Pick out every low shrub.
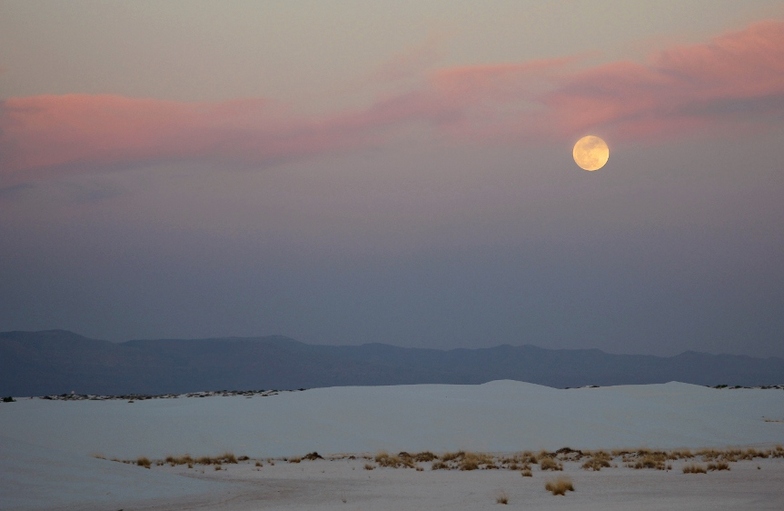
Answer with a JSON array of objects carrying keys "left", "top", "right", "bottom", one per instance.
[
  {"left": 545, "top": 477, "right": 574, "bottom": 495},
  {"left": 582, "top": 456, "right": 611, "bottom": 472},
  {"left": 375, "top": 451, "right": 415, "bottom": 469},
  {"left": 414, "top": 451, "right": 437, "bottom": 462},
  {"left": 707, "top": 461, "right": 730, "bottom": 471},
  {"left": 539, "top": 457, "right": 563, "bottom": 471},
  {"left": 683, "top": 463, "right": 707, "bottom": 474}
]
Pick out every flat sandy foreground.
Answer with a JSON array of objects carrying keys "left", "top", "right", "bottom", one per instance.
[
  {"left": 2, "top": 380, "right": 784, "bottom": 510},
  {"left": 122, "top": 451, "right": 784, "bottom": 511}
]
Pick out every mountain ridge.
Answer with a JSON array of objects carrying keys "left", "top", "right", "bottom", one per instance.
[{"left": 2, "top": 329, "right": 783, "bottom": 396}]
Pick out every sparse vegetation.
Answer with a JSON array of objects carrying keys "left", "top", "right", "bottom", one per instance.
[
  {"left": 113, "top": 444, "right": 779, "bottom": 479},
  {"left": 545, "top": 477, "right": 574, "bottom": 495},
  {"left": 707, "top": 461, "right": 730, "bottom": 471},
  {"left": 625, "top": 450, "right": 667, "bottom": 470},
  {"left": 414, "top": 451, "right": 437, "bottom": 462},
  {"left": 539, "top": 457, "right": 563, "bottom": 471},
  {"left": 496, "top": 490, "right": 509, "bottom": 504},
  {"left": 374, "top": 451, "right": 416, "bottom": 469},
  {"left": 683, "top": 463, "right": 707, "bottom": 474},
  {"left": 581, "top": 451, "right": 612, "bottom": 471}
]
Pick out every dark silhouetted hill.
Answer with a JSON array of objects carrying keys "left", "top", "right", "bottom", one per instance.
[{"left": 2, "top": 330, "right": 783, "bottom": 396}]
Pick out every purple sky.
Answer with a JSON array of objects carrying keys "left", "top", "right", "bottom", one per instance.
[{"left": 1, "top": 1, "right": 783, "bottom": 357}]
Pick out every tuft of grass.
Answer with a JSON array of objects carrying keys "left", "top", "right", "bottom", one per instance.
[
  {"left": 255, "top": 461, "right": 263, "bottom": 467},
  {"left": 432, "top": 461, "right": 449, "bottom": 470},
  {"left": 496, "top": 491, "right": 509, "bottom": 505},
  {"left": 545, "top": 477, "right": 574, "bottom": 496},
  {"left": 441, "top": 451, "right": 465, "bottom": 462},
  {"left": 165, "top": 455, "right": 194, "bottom": 466},
  {"left": 581, "top": 451, "right": 612, "bottom": 471},
  {"left": 459, "top": 452, "right": 495, "bottom": 471},
  {"left": 539, "top": 457, "right": 563, "bottom": 471},
  {"left": 683, "top": 463, "right": 707, "bottom": 474},
  {"left": 136, "top": 457, "right": 151, "bottom": 469},
  {"left": 521, "top": 469, "right": 533, "bottom": 477},
  {"left": 374, "top": 451, "right": 415, "bottom": 469},
  {"left": 629, "top": 452, "right": 667, "bottom": 470},
  {"left": 414, "top": 451, "right": 437, "bottom": 462},
  {"left": 364, "top": 463, "right": 375, "bottom": 470},
  {"left": 707, "top": 461, "right": 730, "bottom": 471}
]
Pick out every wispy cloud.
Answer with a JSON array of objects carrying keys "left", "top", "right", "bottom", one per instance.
[
  {"left": 1, "top": 20, "right": 782, "bottom": 183},
  {"left": 371, "top": 31, "right": 449, "bottom": 84},
  {"left": 544, "top": 19, "right": 784, "bottom": 139}
]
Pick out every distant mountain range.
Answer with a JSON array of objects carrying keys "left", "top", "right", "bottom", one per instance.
[{"left": 2, "top": 330, "right": 783, "bottom": 396}]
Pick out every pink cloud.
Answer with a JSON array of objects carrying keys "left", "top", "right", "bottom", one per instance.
[
  {"left": 2, "top": 20, "right": 782, "bottom": 183},
  {"left": 0, "top": 93, "right": 437, "bottom": 183},
  {"left": 544, "top": 20, "right": 784, "bottom": 140}
]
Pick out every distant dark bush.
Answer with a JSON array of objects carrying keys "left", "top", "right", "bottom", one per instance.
[{"left": 2, "top": 396, "right": 15, "bottom": 403}]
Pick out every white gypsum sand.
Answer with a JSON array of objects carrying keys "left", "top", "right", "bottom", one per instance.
[{"left": 1, "top": 380, "right": 783, "bottom": 510}]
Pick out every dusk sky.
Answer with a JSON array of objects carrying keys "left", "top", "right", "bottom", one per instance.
[{"left": 2, "top": 1, "right": 783, "bottom": 358}]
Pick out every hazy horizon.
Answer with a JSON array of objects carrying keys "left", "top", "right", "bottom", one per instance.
[{"left": 2, "top": 1, "right": 784, "bottom": 359}]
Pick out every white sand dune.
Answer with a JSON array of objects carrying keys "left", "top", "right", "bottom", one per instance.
[{"left": 1, "top": 380, "right": 783, "bottom": 510}]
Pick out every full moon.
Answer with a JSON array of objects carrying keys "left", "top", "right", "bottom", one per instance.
[{"left": 573, "top": 135, "right": 609, "bottom": 171}]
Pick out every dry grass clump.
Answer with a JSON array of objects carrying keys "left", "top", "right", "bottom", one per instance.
[
  {"left": 707, "top": 461, "right": 730, "bottom": 471},
  {"left": 554, "top": 447, "right": 584, "bottom": 462},
  {"left": 683, "top": 463, "right": 707, "bottom": 474},
  {"left": 669, "top": 449, "right": 693, "bottom": 459},
  {"left": 191, "top": 452, "right": 239, "bottom": 465},
  {"left": 624, "top": 450, "right": 668, "bottom": 470},
  {"left": 460, "top": 452, "right": 496, "bottom": 471},
  {"left": 441, "top": 451, "right": 465, "bottom": 462},
  {"left": 136, "top": 456, "right": 151, "bottom": 469},
  {"left": 165, "top": 455, "right": 195, "bottom": 466},
  {"left": 545, "top": 477, "right": 574, "bottom": 496},
  {"left": 521, "top": 468, "right": 533, "bottom": 477},
  {"left": 496, "top": 490, "right": 509, "bottom": 505},
  {"left": 429, "top": 451, "right": 498, "bottom": 470},
  {"left": 374, "top": 451, "right": 416, "bottom": 469},
  {"left": 539, "top": 456, "right": 563, "bottom": 471},
  {"left": 364, "top": 463, "right": 375, "bottom": 470},
  {"left": 581, "top": 451, "right": 612, "bottom": 471},
  {"left": 413, "top": 451, "right": 437, "bottom": 462},
  {"left": 521, "top": 451, "right": 538, "bottom": 465}
]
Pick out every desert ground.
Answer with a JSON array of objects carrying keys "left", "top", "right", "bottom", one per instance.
[{"left": 1, "top": 380, "right": 783, "bottom": 510}]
